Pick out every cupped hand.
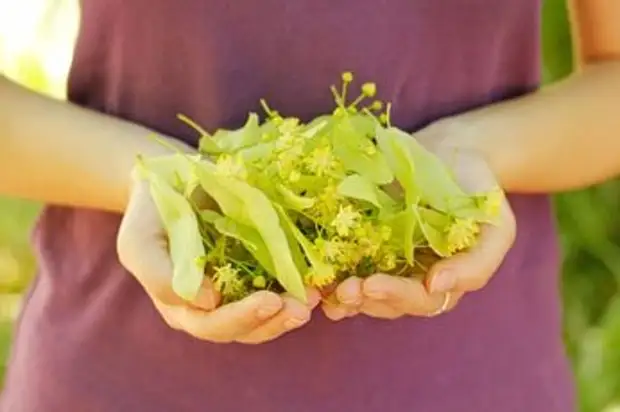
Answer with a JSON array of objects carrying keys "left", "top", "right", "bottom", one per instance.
[
  {"left": 117, "top": 177, "right": 320, "bottom": 343},
  {"left": 322, "top": 120, "right": 517, "bottom": 321}
]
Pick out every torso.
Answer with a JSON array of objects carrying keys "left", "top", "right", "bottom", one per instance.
[{"left": 0, "top": 1, "right": 576, "bottom": 411}]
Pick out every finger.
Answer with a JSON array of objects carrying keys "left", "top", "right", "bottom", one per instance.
[
  {"left": 321, "top": 301, "right": 358, "bottom": 321},
  {"left": 118, "top": 180, "right": 219, "bottom": 310},
  {"left": 237, "top": 289, "right": 321, "bottom": 344},
  {"left": 362, "top": 274, "right": 447, "bottom": 317},
  {"left": 426, "top": 202, "right": 516, "bottom": 294},
  {"left": 425, "top": 291, "right": 465, "bottom": 317},
  {"left": 169, "top": 291, "right": 283, "bottom": 342},
  {"left": 335, "top": 276, "right": 363, "bottom": 307},
  {"left": 359, "top": 300, "right": 403, "bottom": 319},
  {"left": 321, "top": 277, "right": 362, "bottom": 321},
  {"left": 321, "top": 302, "right": 348, "bottom": 321}
]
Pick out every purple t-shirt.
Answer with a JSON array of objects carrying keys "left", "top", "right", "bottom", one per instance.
[{"left": 1, "top": 1, "right": 576, "bottom": 411}]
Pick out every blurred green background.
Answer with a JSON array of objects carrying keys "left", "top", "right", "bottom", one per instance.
[{"left": 0, "top": 1, "right": 619, "bottom": 411}]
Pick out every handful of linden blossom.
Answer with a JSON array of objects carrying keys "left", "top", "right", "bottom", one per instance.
[{"left": 134, "top": 72, "right": 502, "bottom": 305}]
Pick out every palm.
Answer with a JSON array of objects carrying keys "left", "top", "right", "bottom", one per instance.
[{"left": 321, "top": 127, "right": 517, "bottom": 321}]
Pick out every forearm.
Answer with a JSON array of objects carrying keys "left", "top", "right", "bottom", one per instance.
[
  {"left": 0, "top": 76, "right": 186, "bottom": 212},
  {"left": 453, "top": 61, "right": 620, "bottom": 193}
]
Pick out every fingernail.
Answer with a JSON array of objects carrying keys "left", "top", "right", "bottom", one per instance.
[
  {"left": 365, "top": 290, "right": 386, "bottom": 300},
  {"left": 284, "top": 317, "right": 308, "bottom": 329},
  {"left": 254, "top": 295, "right": 282, "bottom": 319},
  {"left": 256, "top": 304, "right": 281, "bottom": 320},
  {"left": 431, "top": 271, "right": 456, "bottom": 293},
  {"left": 340, "top": 296, "right": 361, "bottom": 306},
  {"left": 327, "top": 306, "right": 349, "bottom": 321}
]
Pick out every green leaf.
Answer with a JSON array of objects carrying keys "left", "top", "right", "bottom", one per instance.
[
  {"left": 414, "top": 207, "right": 452, "bottom": 257},
  {"left": 198, "top": 136, "right": 224, "bottom": 154},
  {"left": 142, "top": 171, "right": 206, "bottom": 301},
  {"left": 375, "top": 128, "right": 418, "bottom": 205},
  {"left": 194, "top": 164, "right": 306, "bottom": 302},
  {"left": 212, "top": 217, "right": 276, "bottom": 274},
  {"left": 331, "top": 118, "right": 393, "bottom": 184},
  {"left": 236, "top": 141, "right": 276, "bottom": 163},
  {"left": 276, "top": 184, "right": 316, "bottom": 210},
  {"left": 382, "top": 206, "right": 418, "bottom": 265},
  {"left": 337, "top": 174, "right": 381, "bottom": 208},
  {"left": 200, "top": 209, "right": 223, "bottom": 223},
  {"left": 377, "top": 126, "right": 470, "bottom": 212},
  {"left": 275, "top": 210, "right": 310, "bottom": 274},
  {"left": 211, "top": 113, "right": 262, "bottom": 153},
  {"left": 136, "top": 153, "right": 199, "bottom": 187},
  {"left": 276, "top": 205, "right": 335, "bottom": 284}
]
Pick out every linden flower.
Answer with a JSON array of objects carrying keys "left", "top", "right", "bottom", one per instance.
[
  {"left": 378, "top": 251, "right": 398, "bottom": 271},
  {"left": 313, "top": 184, "right": 341, "bottom": 219},
  {"left": 304, "top": 267, "right": 336, "bottom": 288},
  {"left": 446, "top": 218, "right": 480, "bottom": 254},
  {"left": 336, "top": 241, "right": 365, "bottom": 269},
  {"left": 215, "top": 154, "right": 247, "bottom": 180},
  {"left": 306, "top": 145, "right": 336, "bottom": 176},
  {"left": 288, "top": 170, "right": 301, "bottom": 182},
  {"left": 315, "top": 237, "right": 344, "bottom": 262},
  {"left": 371, "top": 100, "right": 383, "bottom": 111},
  {"left": 252, "top": 275, "right": 267, "bottom": 289},
  {"left": 361, "top": 82, "right": 377, "bottom": 97},
  {"left": 357, "top": 237, "right": 381, "bottom": 258},
  {"left": 213, "top": 264, "right": 246, "bottom": 297},
  {"left": 331, "top": 205, "right": 362, "bottom": 237}
]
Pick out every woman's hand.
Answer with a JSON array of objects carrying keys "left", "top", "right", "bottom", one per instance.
[
  {"left": 117, "top": 177, "right": 320, "bottom": 343},
  {"left": 321, "top": 120, "right": 517, "bottom": 320}
]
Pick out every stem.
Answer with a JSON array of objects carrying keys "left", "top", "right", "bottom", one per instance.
[
  {"left": 259, "top": 99, "right": 274, "bottom": 117},
  {"left": 348, "top": 93, "right": 366, "bottom": 110},
  {"left": 341, "top": 82, "right": 349, "bottom": 105},
  {"left": 177, "top": 114, "right": 211, "bottom": 138},
  {"left": 330, "top": 85, "right": 344, "bottom": 107}
]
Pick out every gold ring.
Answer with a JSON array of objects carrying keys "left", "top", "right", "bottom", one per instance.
[{"left": 429, "top": 292, "right": 451, "bottom": 317}]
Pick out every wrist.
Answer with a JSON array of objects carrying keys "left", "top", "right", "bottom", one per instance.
[{"left": 419, "top": 114, "right": 518, "bottom": 192}]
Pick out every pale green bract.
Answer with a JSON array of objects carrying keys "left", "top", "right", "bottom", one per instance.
[
  {"left": 136, "top": 73, "right": 502, "bottom": 304},
  {"left": 137, "top": 160, "right": 206, "bottom": 301}
]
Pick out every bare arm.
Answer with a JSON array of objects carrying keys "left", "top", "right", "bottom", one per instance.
[
  {"left": 441, "top": 0, "right": 620, "bottom": 193},
  {"left": 0, "top": 76, "right": 186, "bottom": 212}
]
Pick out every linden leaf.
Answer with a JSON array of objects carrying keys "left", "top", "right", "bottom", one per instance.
[
  {"left": 331, "top": 118, "right": 393, "bottom": 184},
  {"left": 377, "top": 126, "right": 471, "bottom": 212},
  {"left": 414, "top": 207, "right": 452, "bottom": 257},
  {"left": 136, "top": 153, "right": 198, "bottom": 187},
  {"left": 194, "top": 165, "right": 306, "bottom": 302},
  {"left": 212, "top": 217, "right": 276, "bottom": 274},
  {"left": 198, "top": 136, "right": 224, "bottom": 154},
  {"left": 236, "top": 141, "right": 276, "bottom": 163},
  {"left": 200, "top": 209, "right": 223, "bottom": 224},
  {"left": 375, "top": 127, "right": 419, "bottom": 205},
  {"left": 382, "top": 206, "right": 418, "bottom": 265},
  {"left": 194, "top": 163, "right": 248, "bottom": 225},
  {"left": 275, "top": 205, "right": 335, "bottom": 285},
  {"left": 337, "top": 174, "right": 381, "bottom": 208},
  {"left": 141, "top": 170, "right": 206, "bottom": 301},
  {"left": 211, "top": 113, "right": 262, "bottom": 153},
  {"left": 276, "top": 184, "right": 316, "bottom": 210}
]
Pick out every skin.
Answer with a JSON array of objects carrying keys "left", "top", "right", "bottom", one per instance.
[{"left": 1, "top": 1, "right": 619, "bottom": 341}]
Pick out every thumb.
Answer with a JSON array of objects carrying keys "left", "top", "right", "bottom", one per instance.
[{"left": 425, "top": 203, "right": 516, "bottom": 294}]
